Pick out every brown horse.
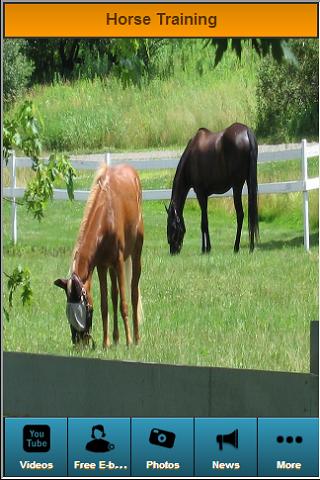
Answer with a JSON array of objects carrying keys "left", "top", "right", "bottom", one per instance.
[
  {"left": 166, "top": 123, "right": 259, "bottom": 254},
  {"left": 54, "top": 164, "right": 144, "bottom": 348}
]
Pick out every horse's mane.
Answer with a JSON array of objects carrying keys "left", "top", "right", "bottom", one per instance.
[
  {"left": 70, "top": 164, "right": 108, "bottom": 270},
  {"left": 172, "top": 137, "right": 192, "bottom": 195}
]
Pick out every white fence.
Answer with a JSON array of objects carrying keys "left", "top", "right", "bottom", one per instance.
[{"left": 3, "top": 140, "right": 319, "bottom": 250}]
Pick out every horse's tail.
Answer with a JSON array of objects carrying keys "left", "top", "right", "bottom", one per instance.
[
  {"left": 125, "top": 256, "right": 144, "bottom": 324},
  {"left": 247, "top": 127, "right": 259, "bottom": 251}
]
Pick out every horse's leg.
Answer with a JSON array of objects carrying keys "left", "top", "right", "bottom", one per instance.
[
  {"left": 109, "top": 268, "right": 119, "bottom": 344},
  {"left": 131, "top": 233, "right": 143, "bottom": 345},
  {"left": 197, "top": 192, "right": 211, "bottom": 253},
  {"left": 97, "top": 265, "right": 110, "bottom": 348},
  {"left": 116, "top": 252, "right": 132, "bottom": 346},
  {"left": 233, "top": 186, "right": 244, "bottom": 253}
]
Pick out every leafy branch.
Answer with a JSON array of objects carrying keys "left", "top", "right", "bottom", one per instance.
[
  {"left": 205, "top": 39, "right": 289, "bottom": 67},
  {"left": 3, "top": 100, "right": 42, "bottom": 164},
  {"left": 4, "top": 100, "right": 76, "bottom": 220},
  {"left": 24, "top": 153, "right": 76, "bottom": 220},
  {"left": 3, "top": 267, "right": 32, "bottom": 321},
  {"left": 3, "top": 100, "right": 76, "bottom": 317}
]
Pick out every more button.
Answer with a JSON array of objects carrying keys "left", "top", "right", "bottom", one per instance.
[{"left": 258, "top": 418, "right": 319, "bottom": 477}]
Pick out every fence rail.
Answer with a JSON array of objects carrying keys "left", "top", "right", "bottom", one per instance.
[{"left": 3, "top": 140, "right": 319, "bottom": 249}]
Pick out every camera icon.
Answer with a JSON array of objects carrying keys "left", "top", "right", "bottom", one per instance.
[{"left": 149, "top": 428, "right": 176, "bottom": 449}]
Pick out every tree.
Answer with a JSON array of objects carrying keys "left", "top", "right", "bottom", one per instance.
[
  {"left": 25, "top": 39, "right": 111, "bottom": 82},
  {"left": 256, "top": 39, "right": 319, "bottom": 141},
  {"left": 3, "top": 39, "right": 34, "bottom": 106},
  {"left": 25, "top": 39, "right": 168, "bottom": 83}
]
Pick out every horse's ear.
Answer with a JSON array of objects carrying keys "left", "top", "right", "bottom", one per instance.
[{"left": 54, "top": 278, "right": 68, "bottom": 291}]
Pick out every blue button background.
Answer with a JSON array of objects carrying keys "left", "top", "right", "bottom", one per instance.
[
  {"left": 258, "top": 418, "right": 319, "bottom": 477},
  {"left": 5, "top": 418, "right": 67, "bottom": 477},
  {"left": 131, "top": 418, "right": 193, "bottom": 476},
  {"left": 195, "top": 418, "right": 257, "bottom": 477},
  {"left": 68, "top": 418, "right": 130, "bottom": 476}
]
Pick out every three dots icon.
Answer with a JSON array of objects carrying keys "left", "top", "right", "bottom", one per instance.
[{"left": 277, "top": 435, "right": 303, "bottom": 444}]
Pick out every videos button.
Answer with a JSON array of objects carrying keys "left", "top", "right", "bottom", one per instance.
[{"left": 5, "top": 418, "right": 67, "bottom": 477}]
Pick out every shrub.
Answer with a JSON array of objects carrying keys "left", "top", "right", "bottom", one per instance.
[
  {"left": 256, "top": 39, "right": 318, "bottom": 142},
  {"left": 3, "top": 39, "right": 34, "bottom": 107}
]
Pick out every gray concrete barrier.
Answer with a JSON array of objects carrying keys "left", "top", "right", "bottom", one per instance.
[{"left": 3, "top": 351, "right": 318, "bottom": 418}]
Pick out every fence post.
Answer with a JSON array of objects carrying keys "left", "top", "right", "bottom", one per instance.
[
  {"left": 310, "top": 321, "right": 319, "bottom": 375},
  {"left": 105, "top": 152, "right": 111, "bottom": 166},
  {"left": 301, "top": 139, "right": 309, "bottom": 251},
  {"left": 10, "top": 150, "right": 18, "bottom": 245}
]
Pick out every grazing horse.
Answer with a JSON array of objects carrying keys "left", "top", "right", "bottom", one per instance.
[
  {"left": 166, "top": 123, "right": 259, "bottom": 254},
  {"left": 54, "top": 164, "right": 144, "bottom": 348}
]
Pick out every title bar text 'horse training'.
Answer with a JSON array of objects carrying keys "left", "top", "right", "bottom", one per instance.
[{"left": 106, "top": 12, "right": 218, "bottom": 29}]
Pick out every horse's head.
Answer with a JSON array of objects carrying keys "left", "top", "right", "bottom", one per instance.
[
  {"left": 54, "top": 273, "right": 94, "bottom": 347},
  {"left": 166, "top": 203, "right": 186, "bottom": 255}
]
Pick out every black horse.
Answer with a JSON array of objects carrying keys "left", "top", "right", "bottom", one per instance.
[{"left": 166, "top": 123, "right": 259, "bottom": 254}]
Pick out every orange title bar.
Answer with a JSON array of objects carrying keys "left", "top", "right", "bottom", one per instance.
[{"left": 4, "top": 3, "right": 318, "bottom": 38}]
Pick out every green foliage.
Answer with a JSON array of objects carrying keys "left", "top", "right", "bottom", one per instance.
[
  {"left": 26, "top": 39, "right": 110, "bottom": 83},
  {"left": 7, "top": 42, "right": 259, "bottom": 152},
  {"left": 107, "top": 39, "right": 171, "bottom": 84},
  {"left": 25, "top": 39, "right": 170, "bottom": 84},
  {"left": 207, "top": 39, "right": 287, "bottom": 66},
  {"left": 4, "top": 266, "right": 32, "bottom": 321},
  {"left": 256, "top": 39, "right": 319, "bottom": 142},
  {"left": 24, "top": 38, "right": 287, "bottom": 86},
  {"left": 6, "top": 266, "right": 32, "bottom": 307},
  {"left": 3, "top": 100, "right": 76, "bottom": 319},
  {"left": 3, "top": 100, "right": 42, "bottom": 164},
  {"left": 4, "top": 100, "right": 76, "bottom": 220},
  {"left": 3, "top": 39, "right": 34, "bottom": 106},
  {"left": 24, "top": 154, "right": 76, "bottom": 220}
]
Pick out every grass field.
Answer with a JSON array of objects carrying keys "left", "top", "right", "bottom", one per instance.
[
  {"left": 6, "top": 42, "right": 259, "bottom": 152},
  {"left": 3, "top": 161, "right": 318, "bottom": 373}
]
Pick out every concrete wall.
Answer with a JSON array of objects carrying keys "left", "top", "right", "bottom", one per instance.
[{"left": 3, "top": 351, "right": 318, "bottom": 418}]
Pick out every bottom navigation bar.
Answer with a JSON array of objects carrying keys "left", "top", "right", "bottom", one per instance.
[{"left": 4, "top": 417, "right": 319, "bottom": 477}]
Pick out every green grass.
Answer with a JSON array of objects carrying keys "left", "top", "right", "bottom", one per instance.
[
  {"left": 3, "top": 195, "right": 318, "bottom": 373},
  {"left": 5, "top": 42, "right": 259, "bottom": 152}
]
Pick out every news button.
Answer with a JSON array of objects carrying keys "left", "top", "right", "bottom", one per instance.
[{"left": 195, "top": 418, "right": 257, "bottom": 477}]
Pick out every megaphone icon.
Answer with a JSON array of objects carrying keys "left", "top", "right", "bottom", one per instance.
[{"left": 216, "top": 429, "right": 238, "bottom": 450}]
